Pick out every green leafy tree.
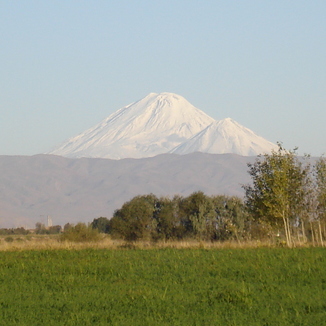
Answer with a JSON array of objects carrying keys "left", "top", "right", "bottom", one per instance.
[
  {"left": 155, "top": 196, "right": 185, "bottom": 240},
  {"left": 63, "top": 223, "right": 73, "bottom": 232},
  {"left": 179, "top": 191, "right": 216, "bottom": 240},
  {"left": 48, "top": 225, "right": 62, "bottom": 234},
  {"left": 243, "top": 144, "right": 310, "bottom": 246},
  {"left": 212, "top": 195, "right": 249, "bottom": 241},
  {"left": 0, "top": 227, "right": 30, "bottom": 235},
  {"left": 307, "top": 157, "right": 326, "bottom": 245},
  {"left": 110, "top": 195, "right": 156, "bottom": 241},
  {"left": 91, "top": 217, "right": 111, "bottom": 233},
  {"left": 60, "top": 223, "right": 101, "bottom": 242},
  {"left": 315, "top": 157, "right": 326, "bottom": 221},
  {"left": 35, "top": 222, "right": 47, "bottom": 234}
]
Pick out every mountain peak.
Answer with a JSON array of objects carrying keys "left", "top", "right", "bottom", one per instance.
[
  {"left": 49, "top": 92, "right": 215, "bottom": 159},
  {"left": 48, "top": 92, "right": 276, "bottom": 159},
  {"left": 139, "top": 92, "right": 195, "bottom": 110},
  {"left": 170, "top": 117, "right": 277, "bottom": 156}
]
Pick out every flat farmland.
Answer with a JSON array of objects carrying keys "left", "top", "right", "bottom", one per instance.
[{"left": 0, "top": 248, "right": 325, "bottom": 325}]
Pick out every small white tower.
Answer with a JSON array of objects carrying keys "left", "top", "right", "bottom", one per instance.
[{"left": 47, "top": 215, "right": 53, "bottom": 227}]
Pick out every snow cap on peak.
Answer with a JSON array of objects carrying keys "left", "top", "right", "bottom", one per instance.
[
  {"left": 145, "top": 92, "right": 188, "bottom": 104},
  {"left": 49, "top": 92, "right": 215, "bottom": 159},
  {"left": 217, "top": 118, "right": 237, "bottom": 124},
  {"left": 170, "top": 117, "right": 277, "bottom": 156},
  {"left": 131, "top": 92, "right": 187, "bottom": 110},
  {"left": 48, "top": 92, "right": 277, "bottom": 159}
]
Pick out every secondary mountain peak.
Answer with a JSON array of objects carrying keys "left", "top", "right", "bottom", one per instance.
[
  {"left": 170, "top": 118, "right": 277, "bottom": 156},
  {"left": 48, "top": 92, "right": 276, "bottom": 159}
]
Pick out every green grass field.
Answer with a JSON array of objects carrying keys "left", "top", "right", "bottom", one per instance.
[{"left": 0, "top": 248, "right": 326, "bottom": 325}]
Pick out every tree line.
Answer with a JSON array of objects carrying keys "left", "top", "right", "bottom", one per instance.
[
  {"left": 106, "top": 193, "right": 248, "bottom": 242},
  {"left": 244, "top": 144, "right": 326, "bottom": 247},
  {"left": 90, "top": 144, "right": 326, "bottom": 246},
  {"left": 2, "top": 144, "right": 325, "bottom": 247}
]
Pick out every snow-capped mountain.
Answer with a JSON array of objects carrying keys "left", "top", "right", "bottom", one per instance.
[
  {"left": 49, "top": 93, "right": 215, "bottom": 159},
  {"left": 170, "top": 118, "right": 278, "bottom": 156},
  {"left": 49, "top": 92, "right": 276, "bottom": 159}
]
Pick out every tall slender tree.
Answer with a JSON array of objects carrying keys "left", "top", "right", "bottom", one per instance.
[
  {"left": 315, "top": 157, "right": 326, "bottom": 221},
  {"left": 243, "top": 144, "right": 310, "bottom": 246}
]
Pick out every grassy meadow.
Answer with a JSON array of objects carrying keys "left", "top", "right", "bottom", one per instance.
[{"left": 0, "top": 243, "right": 326, "bottom": 325}]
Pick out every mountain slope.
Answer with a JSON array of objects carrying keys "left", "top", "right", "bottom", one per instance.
[
  {"left": 49, "top": 92, "right": 277, "bottom": 159},
  {"left": 0, "top": 153, "right": 254, "bottom": 228},
  {"left": 49, "top": 93, "right": 215, "bottom": 159},
  {"left": 170, "top": 118, "right": 278, "bottom": 156}
]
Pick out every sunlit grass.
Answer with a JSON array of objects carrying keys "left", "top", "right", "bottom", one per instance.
[
  {"left": 0, "top": 247, "right": 325, "bottom": 325},
  {"left": 0, "top": 234, "right": 313, "bottom": 251}
]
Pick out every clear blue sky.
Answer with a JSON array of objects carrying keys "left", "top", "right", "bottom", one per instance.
[{"left": 1, "top": 1, "right": 325, "bottom": 156}]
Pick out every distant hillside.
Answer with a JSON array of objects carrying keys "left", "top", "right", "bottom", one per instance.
[{"left": 0, "top": 153, "right": 255, "bottom": 228}]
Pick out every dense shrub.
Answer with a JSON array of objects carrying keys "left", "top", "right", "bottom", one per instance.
[
  {"left": 91, "top": 217, "right": 111, "bottom": 233},
  {"left": 63, "top": 223, "right": 73, "bottom": 232},
  {"left": 154, "top": 196, "right": 185, "bottom": 240},
  {"left": 60, "top": 223, "right": 101, "bottom": 242},
  {"left": 34, "top": 223, "right": 61, "bottom": 235},
  {"left": 35, "top": 222, "right": 48, "bottom": 234},
  {"left": 48, "top": 225, "right": 62, "bottom": 234},
  {"left": 0, "top": 227, "right": 30, "bottom": 235},
  {"left": 110, "top": 193, "right": 250, "bottom": 242},
  {"left": 110, "top": 195, "right": 156, "bottom": 241},
  {"left": 178, "top": 192, "right": 216, "bottom": 240}
]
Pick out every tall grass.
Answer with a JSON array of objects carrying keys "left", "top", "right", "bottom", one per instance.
[{"left": 0, "top": 234, "right": 314, "bottom": 252}]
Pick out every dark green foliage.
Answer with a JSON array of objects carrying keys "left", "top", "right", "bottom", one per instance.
[
  {"left": 63, "top": 223, "right": 73, "bottom": 232},
  {"left": 91, "top": 217, "right": 111, "bottom": 233},
  {"left": 35, "top": 222, "right": 48, "bottom": 234},
  {"left": 60, "top": 223, "right": 101, "bottom": 242},
  {"left": 110, "top": 192, "right": 249, "bottom": 242},
  {"left": 0, "top": 227, "right": 29, "bottom": 235},
  {"left": 35, "top": 223, "right": 61, "bottom": 235},
  {"left": 110, "top": 195, "right": 157, "bottom": 241},
  {"left": 212, "top": 195, "right": 249, "bottom": 241},
  {"left": 0, "top": 248, "right": 325, "bottom": 325},
  {"left": 179, "top": 191, "right": 216, "bottom": 239},
  {"left": 155, "top": 196, "right": 185, "bottom": 240},
  {"left": 48, "top": 225, "right": 62, "bottom": 234}
]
